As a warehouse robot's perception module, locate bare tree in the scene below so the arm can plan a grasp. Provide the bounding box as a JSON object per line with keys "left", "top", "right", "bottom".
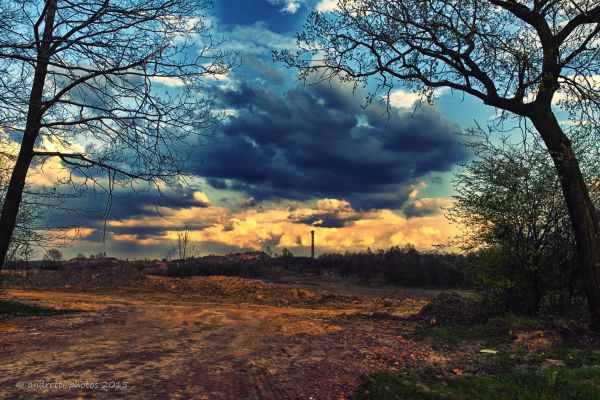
{"left": 276, "top": 0, "right": 600, "bottom": 328}
{"left": 173, "top": 223, "right": 197, "bottom": 262}
{"left": 43, "top": 248, "right": 63, "bottom": 262}
{"left": 0, "top": 0, "right": 233, "bottom": 268}
{"left": 1, "top": 135, "right": 48, "bottom": 264}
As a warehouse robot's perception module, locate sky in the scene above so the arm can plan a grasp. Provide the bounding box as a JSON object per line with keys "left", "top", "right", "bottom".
{"left": 25, "top": 0, "right": 501, "bottom": 259}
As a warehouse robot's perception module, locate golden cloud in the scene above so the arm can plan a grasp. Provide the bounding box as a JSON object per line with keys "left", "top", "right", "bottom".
{"left": 100, "top": 192, "right": 458, "bottom": 253}
{"left": 1, "top": 133, "right": 89, "bottom": 188}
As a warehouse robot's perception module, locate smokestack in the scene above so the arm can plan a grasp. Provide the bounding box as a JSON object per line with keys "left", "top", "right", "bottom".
{"left": 311, "top": 230, "right": 315, "bottom": 259}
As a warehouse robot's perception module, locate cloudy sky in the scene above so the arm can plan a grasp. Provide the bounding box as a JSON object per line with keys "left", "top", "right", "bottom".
{"left": 30, "top": 0, "right": 501, "bottom": 259}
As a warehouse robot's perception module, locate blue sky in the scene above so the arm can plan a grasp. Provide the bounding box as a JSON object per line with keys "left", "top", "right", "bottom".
{"left": 39, "top": 0, "right": 503, "bottom": 259}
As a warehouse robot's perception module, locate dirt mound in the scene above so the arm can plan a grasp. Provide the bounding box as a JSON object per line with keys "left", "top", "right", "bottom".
{"left": 2, "top": 265, "right": 146, "bottom": 289}
{"left": 413, "top": 292, "right": 486, "bottom": 326}
{"left": 137, "top": 275, "right": 353, "bottom": 305}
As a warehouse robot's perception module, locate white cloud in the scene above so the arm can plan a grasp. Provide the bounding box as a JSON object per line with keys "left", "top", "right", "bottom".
{"left": 522, "top": 75, "right": 599, "bottom": 106}
{"left": 150, "top": 76, "right": 186, "bottom": 87}
{"left": 268, "top": 0, "right": 302, "bottom": 14}
{"left": 388, "top": 89, "right": 423, "bottom": 109}
{"left": 388, "top": 88, "right": 447, "bottom": 109}
{"left": 282, "top": 1, "right": 301, "bottom": 13}
{"left": 223, "top": 22, "right": 296, "bottom": 56}
{"left": 316, "top": 0, "right": 339, "bottom": 12}
{"left": 408, "top": 181, "right": 428, "bottom": 199}
{"left": 193, "top": 191, "right": 211, "bottom": 207}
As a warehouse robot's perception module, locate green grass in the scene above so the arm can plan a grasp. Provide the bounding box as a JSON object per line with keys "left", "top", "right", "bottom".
{"left": 409, "top": 315, "right": 600, "bottom": 374}
{"left": 529, "top": 348, "right": 600, "bottom": 368}
{"left": 409, "top": 316, "right": 538, "bottom": 350}
{"left": 0, "top": 299, "right": 73, "bottom": 318}
{"left": 361, "top": 308, "right": 600, "bottom": 399}
{"left": 355, "top": 368, "right": 600, "bottom": 400}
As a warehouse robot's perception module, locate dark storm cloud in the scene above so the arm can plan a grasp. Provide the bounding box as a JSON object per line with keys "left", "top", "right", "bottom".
{"left": 241, "top": 53, "right": 285, "bottom": 84}
{"left": 103, "top": 216, "right": 217, "bottom": 240}
{"left": 402, "top": 202, "right": 443, "bottom": 218}
{"left": 43, "top": 187, "right": 204, "bottom": 234}
{"left": 112, "top": 190, "right": 204, "bottom": 215}
{"left": 196, "top": 82, "right": 468, "bottom": 210}
{"left": 96, "top": 240, "right": 167, "bottom": 259}
{"left": 402, "top": 198, "right": 449, "bottom": 218}
{"left": 353, "top": 189, "right": 414, "bottom": 211}
{"left": 207, "top": 178, "right": 228, "bottom": 190}
{"left": 193, "top": 240, "right": 254, "bottom": 256}
{"left": 292, "top": 213, "right": 362, "bottom": 228}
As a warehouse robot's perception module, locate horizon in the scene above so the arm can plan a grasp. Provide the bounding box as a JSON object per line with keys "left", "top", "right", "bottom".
{"left": 2, "top": 0, "right": 571, "bottom": 261}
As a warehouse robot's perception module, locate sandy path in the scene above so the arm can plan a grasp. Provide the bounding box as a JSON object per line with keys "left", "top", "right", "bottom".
{"left": 0, "top": 288, "right": 433, "bottom": 399}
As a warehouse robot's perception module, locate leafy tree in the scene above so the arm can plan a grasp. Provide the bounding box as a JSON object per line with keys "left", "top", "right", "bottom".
{"left": 264, "top": 246, "right": 274, "bottom": 257}
{"left": 279, "top": 247, "right": 294, "bottom": 270}
{"left": 0, "top": 0, "right": 233, "bottom": 268}
{"left": 448, "top": 127, "right": 598, "bottom": 314}
{"left": 277, "top": 0, "right": 600, "bottom": 328}
{"left": 88, "top": 251, "right": 107, "bottom": 260}
{"left": 280, "top": 248, "right": 294, "bottom": 258}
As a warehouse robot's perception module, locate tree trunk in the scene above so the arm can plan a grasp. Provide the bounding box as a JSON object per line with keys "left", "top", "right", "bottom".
{"left": 0, "top": 0, "right": 57, "bottom": 269}
{"left": 531, "top": 108, "right": 600, "bottom": 330}
{"left": 0, "top": 137, "right": 36, "bottom": 268}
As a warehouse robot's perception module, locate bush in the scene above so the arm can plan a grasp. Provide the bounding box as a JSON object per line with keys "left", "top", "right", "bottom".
{"left": 313, "top": 246, "right": 465, "bottom": 287}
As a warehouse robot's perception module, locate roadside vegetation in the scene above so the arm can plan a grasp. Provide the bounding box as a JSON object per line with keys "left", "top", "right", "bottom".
{"left": 357, "top": 313, "right": 600, "bottom": 399}
{"left": 349, "top": 128, "right": 600, "bottom": 398}
{"left": 355, "top": 368, "right": 600, "bottom": 400}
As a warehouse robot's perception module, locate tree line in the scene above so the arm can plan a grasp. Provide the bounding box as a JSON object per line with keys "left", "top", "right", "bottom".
{"left": 1, "top": 0, "right": 599, "bottom": 328}
{"left": 277, "top": 0, "right": 600, "bottom": 328}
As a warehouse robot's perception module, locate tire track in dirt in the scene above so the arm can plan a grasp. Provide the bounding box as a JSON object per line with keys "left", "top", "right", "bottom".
{"left": 1, "top": 285, "right": 434, "bottom": 399}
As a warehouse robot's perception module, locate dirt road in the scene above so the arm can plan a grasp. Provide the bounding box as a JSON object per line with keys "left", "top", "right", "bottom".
{"left": 0, "top": 279, "right": 439, "bottom": 399}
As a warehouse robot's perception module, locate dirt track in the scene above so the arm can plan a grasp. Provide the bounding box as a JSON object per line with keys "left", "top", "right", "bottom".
{"left": 0, "top": 278, "right": 440, "bottom": 399}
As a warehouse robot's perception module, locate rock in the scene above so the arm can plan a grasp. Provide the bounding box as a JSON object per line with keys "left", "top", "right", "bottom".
{"left": 479, "top": 349, "right": 498, "bottom": 354}
{"left": 543, "top": 359, "right": 566, "bottom": 367}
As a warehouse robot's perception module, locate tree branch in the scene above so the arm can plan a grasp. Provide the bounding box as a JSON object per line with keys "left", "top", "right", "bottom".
{"left": 32, "top": 151, "right": 146, "bottom": 180}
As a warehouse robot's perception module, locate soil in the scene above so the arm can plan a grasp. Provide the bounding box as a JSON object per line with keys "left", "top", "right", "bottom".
{"left": 0, "top": 274, "right": 441, "bottom": 399}
{"left": 413, "top": 291, "right": 487, "bottom": 326}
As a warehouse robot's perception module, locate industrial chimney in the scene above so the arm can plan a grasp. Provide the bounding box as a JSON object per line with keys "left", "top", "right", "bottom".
{"left": 311, "top": 230, "right": 315, "bottom": 259}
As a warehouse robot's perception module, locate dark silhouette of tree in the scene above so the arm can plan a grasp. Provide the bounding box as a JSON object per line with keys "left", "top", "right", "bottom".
{"left": 280, "top": 247, "right": 294, "bottom": 270}
{"left": 1, "top": 150, "right": 38, "bottom": 263}
{"left": 276, "top": 0, "right": 600, "bottom": 329}
{"left": 1, "top": 136, "right": 74, "bottom": 264}
{"left": 43, "top": 248, "right": 63, "bottom": 263}
{"left": 0, "top": 0, "right": 233, "bottom": 268}
{"left": 173, "top": 223, "right": 197, "bottom": 262}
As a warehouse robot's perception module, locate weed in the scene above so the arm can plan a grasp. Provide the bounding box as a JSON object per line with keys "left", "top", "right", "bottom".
{"left": 356, "top": 368, "right": 600, "bottom": 400}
